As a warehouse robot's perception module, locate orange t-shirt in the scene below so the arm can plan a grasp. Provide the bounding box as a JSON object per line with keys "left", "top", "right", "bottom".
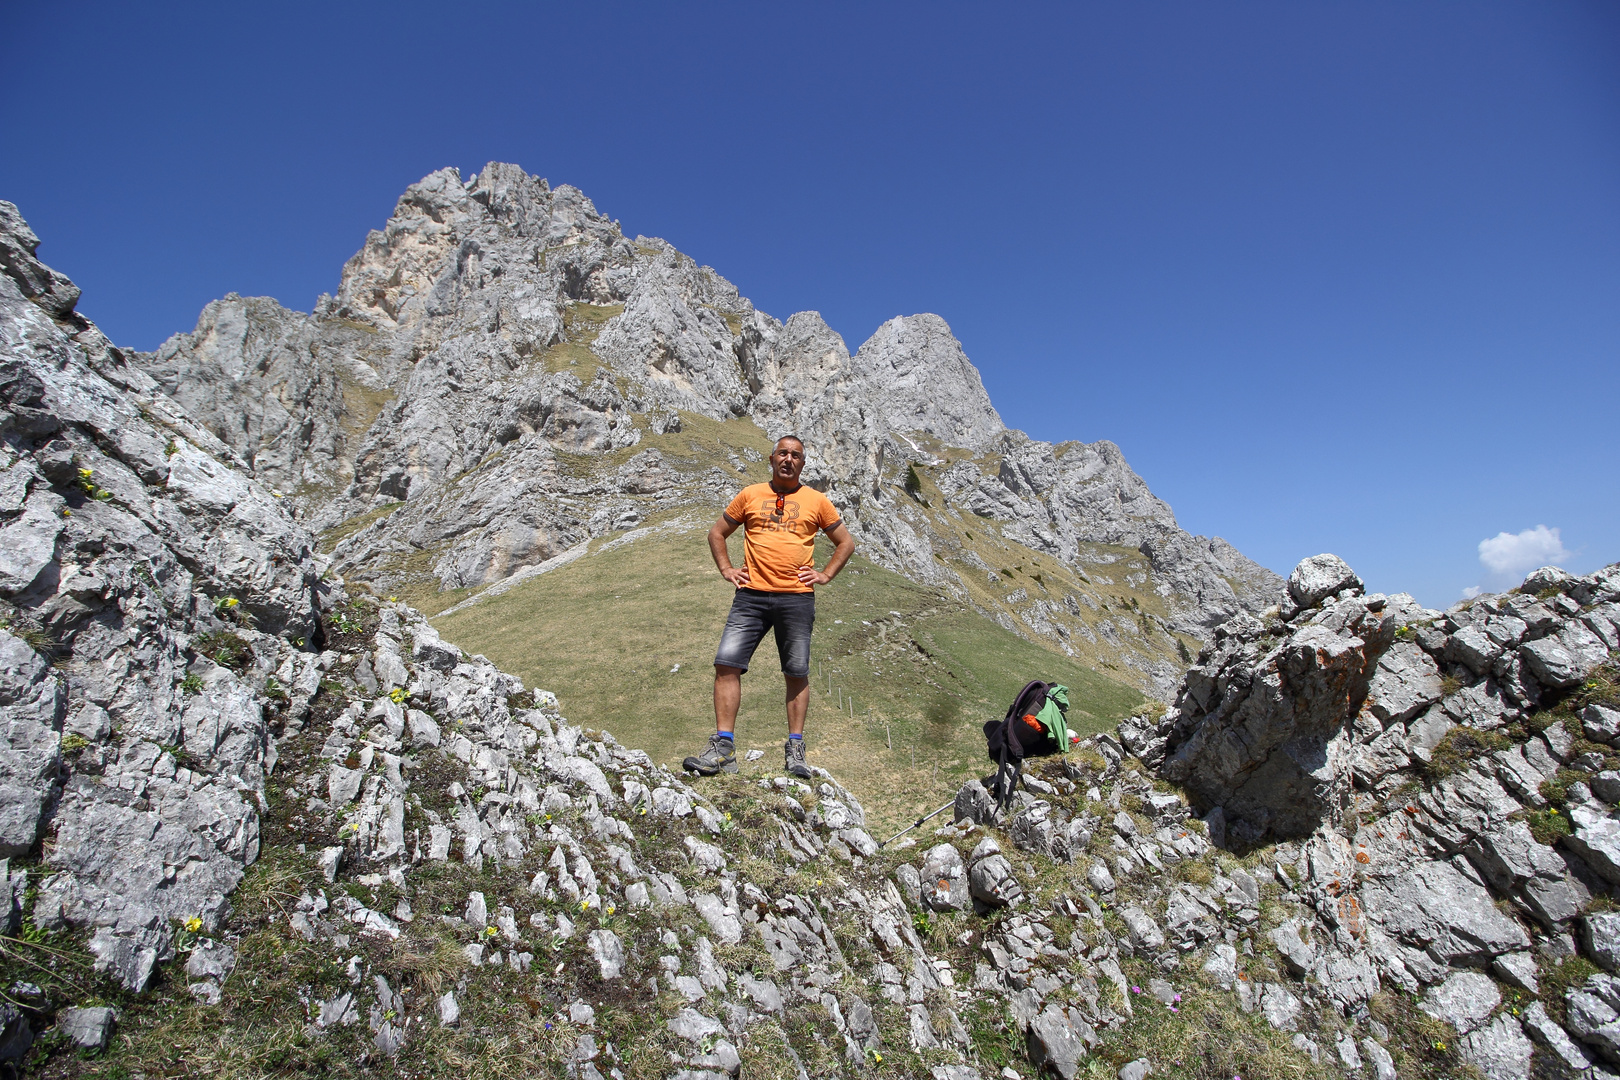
{"left": 723, "top": 483, "right": 843, "bottom": 593}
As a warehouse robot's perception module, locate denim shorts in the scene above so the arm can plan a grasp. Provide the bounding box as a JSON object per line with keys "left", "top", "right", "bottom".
{"left": 713, "top": 588, "right": 816, "bottom": 678}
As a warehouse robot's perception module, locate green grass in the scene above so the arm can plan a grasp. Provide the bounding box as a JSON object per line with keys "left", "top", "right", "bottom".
{"left": 530, "top": 303, "right": 627, "bottom": 382}
{"left": 433, "top": 514, "right": 1142, "bottom": 833}
{"left": 537, "top": 340, "right": 609, "bottom": 380}
{"left": 891, "top": 453, "right": 1200, "bottom": 693}
{"left": 319, "top": 501, "right": 403, "bottom": 553}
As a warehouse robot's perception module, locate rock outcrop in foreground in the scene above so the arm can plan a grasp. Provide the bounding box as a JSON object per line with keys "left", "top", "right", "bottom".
{"left": 0, "top": 199, "right": 328, "bottom": 1000}
{"left": 1122, "top": 553, "right": 1620, "bottom": 1080}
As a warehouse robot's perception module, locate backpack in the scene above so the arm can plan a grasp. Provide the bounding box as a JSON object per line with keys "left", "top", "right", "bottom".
{"left": 982, "top": 681, "right": 1072, "bottom": 820}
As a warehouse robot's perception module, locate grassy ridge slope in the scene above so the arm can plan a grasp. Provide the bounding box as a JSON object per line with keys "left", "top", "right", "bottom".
{"left": 434, "top": 515, "right": 1143, "bottom": 832}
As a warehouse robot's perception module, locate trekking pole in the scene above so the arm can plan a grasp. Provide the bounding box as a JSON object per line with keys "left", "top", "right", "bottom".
{"left": 878, "top": 798, "right": 956, "bottom": 849}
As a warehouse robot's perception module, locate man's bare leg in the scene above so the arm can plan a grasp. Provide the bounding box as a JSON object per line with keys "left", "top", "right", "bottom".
{"left": 785, "top": 676, "right": 809, "bottom": 736}
{"left": 713, "top": 665, "right": 743, "bottom": 734}
{"left": 683, "top": 665, "right": 744, "bottom": 775}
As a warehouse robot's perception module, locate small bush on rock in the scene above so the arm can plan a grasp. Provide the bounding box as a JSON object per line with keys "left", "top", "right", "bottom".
{"left": 194, "top": 630, "right": 252, "bottom": 671}
{"left": 1424, "top": 726, "right": 1512, "bottom": 778}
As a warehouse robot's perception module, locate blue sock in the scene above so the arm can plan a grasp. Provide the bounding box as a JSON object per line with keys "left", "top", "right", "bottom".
{"left": 716, "top": 731, "right": 733, "bottom": 741}
{"left": 788, "top": 733, "right": 803, "bottom": 740}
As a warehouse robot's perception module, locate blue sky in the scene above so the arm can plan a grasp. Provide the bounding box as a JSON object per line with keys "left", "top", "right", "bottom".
{"left": 3, "top": 2, "right": 1616, "bottom": 608}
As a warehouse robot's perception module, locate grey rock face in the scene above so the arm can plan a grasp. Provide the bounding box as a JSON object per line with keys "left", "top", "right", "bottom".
{"left": 1360, "top": 1039, "right": 1396, "bottom": 1080}
{"left": 1520, "top": 1001, "right": 1593, "bottom": 1071}
{"left": 1595, "top": 772, "right": 1620, "bottom": 804}
{"left": 1026, "top": 1004, "right": 1089, "bottom": 1079}
{"left": 588, "top": 928, "right": 624, "bottom": 979}
{"left": 0, "top": 202, "right": 80, "bottom": 319}
{"left": 1568, "top": 803, "right": 1620, "bottom": 886}
{"left": 1132, "top": 556, "right": 1620, "bottom": 1080}
{"left": 0, "top": 629, "right": 66, "bottom": 855}
{"left": 1585, "top": 704, "right": 1620, "bottom": 746}
{"left": 953, "top": 778, "right": 997, "bottom": 825}
{"left": 1522, "top": 629, "right": 1604, "bottom": 689}
{"left": 57, "top": 1006, "right": 115, "bottom": 1050}
{"left": 1365, "top": 642, "right": 1442, "bottom": 725}
{"left": 1268, "top": 922, "right": 1316, "bottom": 977}
{"left": 1363, "top": 856, "right": 1529, "bottom": 965}
{"left": 1589, "top": 914, "right": 1620, "bottom": 972}
{"left": 0, "top": 203, "right": 330, "bottom": 995}
{"left": 1119, "top": 905, "right": 1164, "bottom": 950}
{"left": 1459, "top": 1015, "right": 1532, "bottom": 1080}
{"left": 0, "top": 1003, "right": 32, "bottom": 1066}
{"left": 1161, "top": 601, "right": 1378, "bottom": 841}
{"left": 1258, "top": 983, "right": 1301, "bottom": 1030}
{"left": 142, "top": 295, "right": 360, "bottom": 495}
{"left": 969, "top": 853, "right": 1023, "bottom": 909}
{"left": 1445, "top": 625, "right": 1501, "bottom": 673}
{"left": 1420, "top": 970, "right": 1499, "bottom": 1034}
{"left": 847, "top": 314, "right": 1005, "bottom": 453}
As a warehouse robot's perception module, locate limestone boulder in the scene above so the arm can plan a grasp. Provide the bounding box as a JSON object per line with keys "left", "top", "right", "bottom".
{"left": 921, "top": 843, "right": 970, "bottom": 912}
{"left": 1161, "top": 619, "right": 1367, "bottom": 841}
{"left": 1287, "top": 554, "right": 1362, "bottom": 608}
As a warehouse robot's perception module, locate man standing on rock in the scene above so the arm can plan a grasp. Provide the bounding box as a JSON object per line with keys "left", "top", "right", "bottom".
{"left": 683, "top": 435, "right": 855, "bottom": 780}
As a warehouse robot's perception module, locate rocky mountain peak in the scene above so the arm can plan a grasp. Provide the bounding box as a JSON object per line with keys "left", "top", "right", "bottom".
{"left": 0, "top": 201, "right": 81, "bottom": 321}
{"left": 125, "top": 164, "right": 1285, "bottom": 698}
{"left": 852, "top": 313, "right": 1004, "bottom": 453}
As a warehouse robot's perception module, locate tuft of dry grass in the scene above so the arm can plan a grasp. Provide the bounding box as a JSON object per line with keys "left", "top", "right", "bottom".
{"left": 1425, "top": 726, "right": 1513, "bottom": 779}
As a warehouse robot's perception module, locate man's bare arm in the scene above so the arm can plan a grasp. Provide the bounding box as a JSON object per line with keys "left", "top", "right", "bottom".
{"left": 798, "top": 521, "right": 856, "bottom": 587}
{"left": 708, "top": 514, "right": 749, "bottom": 587}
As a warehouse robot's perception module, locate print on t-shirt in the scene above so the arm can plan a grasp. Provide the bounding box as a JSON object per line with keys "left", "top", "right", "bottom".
{"left": 761, "top": 495, "right": 801, "bottom": 532}
{"left": 723, "top": 483, "right": 842, "bottom": 593}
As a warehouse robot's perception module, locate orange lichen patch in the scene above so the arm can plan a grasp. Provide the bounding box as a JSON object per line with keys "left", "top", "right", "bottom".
{"left": 1355, "top": 851, "right": 1371, "bottom": 864}
{"left": 1404, "top": 805, "right": 1419, "bottom": 815}
{"left": 1339, "top": 894, "right": 1365, "bottom": 937}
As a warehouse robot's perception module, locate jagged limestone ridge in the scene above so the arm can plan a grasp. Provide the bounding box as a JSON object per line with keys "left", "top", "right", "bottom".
{"left": 135, "top": 163, "right": 1282, "bottom": 697}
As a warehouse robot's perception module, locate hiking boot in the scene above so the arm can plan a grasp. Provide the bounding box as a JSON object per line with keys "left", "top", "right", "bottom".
{"left": 784, "top": 737, "right": 812, "bottom": 779}
{"left": 683, "top": 733, "right": 735, "bottom": 776}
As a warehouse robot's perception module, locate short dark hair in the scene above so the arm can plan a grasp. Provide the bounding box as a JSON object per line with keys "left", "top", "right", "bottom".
{"left": 775, "top": 434, "right": 804, "bottom": 450}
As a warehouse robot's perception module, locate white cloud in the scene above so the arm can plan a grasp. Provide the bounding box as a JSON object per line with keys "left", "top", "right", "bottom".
{"left": 1460, "top": 585, "right": 1482, "bottom": 600}
{"left": 1478, "top": 525, "right": 1571, "bottom": 578}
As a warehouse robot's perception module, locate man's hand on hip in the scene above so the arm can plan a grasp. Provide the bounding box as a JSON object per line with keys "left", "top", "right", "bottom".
{"left": 797, "top": 565, "right": 832, "bottom": 587}
{"left": 721, "top": 566, "right": 751, "bottom": 588}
